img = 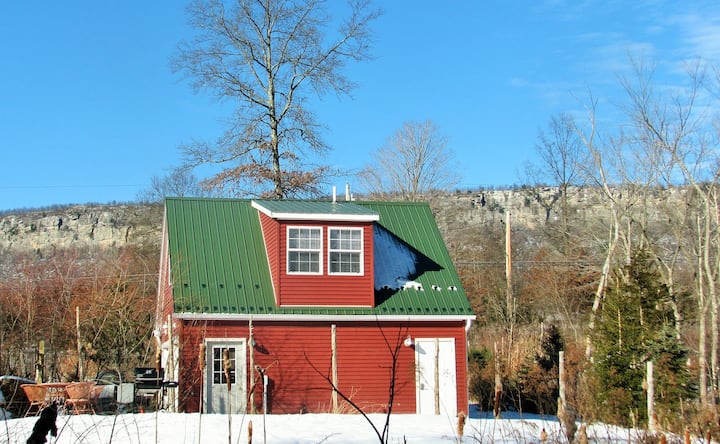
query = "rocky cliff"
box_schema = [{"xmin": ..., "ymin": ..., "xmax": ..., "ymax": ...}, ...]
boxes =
[
  {"xmin": 0, "ymin": 186, "xmax": 683, "ymax": 259},
  {"xmin": 0, "ymin": 204, "xmax": 163, "ymax": 256}
]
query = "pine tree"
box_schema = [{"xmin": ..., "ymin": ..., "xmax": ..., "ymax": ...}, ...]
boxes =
[{"xmin": 590, "ymin": 250, "xmax": 694, "ymax": 426}]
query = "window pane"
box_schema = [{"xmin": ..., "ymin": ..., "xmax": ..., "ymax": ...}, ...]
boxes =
[
  {"xmin": 289, "ymin": 251, "xmax": 319, "ymax": 273},
  {"xmin": 288, "ymin": 227, "xmax": 321, "ymax": 274},
  {"xmin": 212, "ymin": 347, "xmax": 236, "ymax": 385},
  {"xmin": 329, "ymin": 228, "xmax": 361, "ymax": 274},
  {"xmin": 330, "ymin": 252, "xmax": 360, "ymax": 274},
  {"xmin": 330, "ymin": 229, "xmax": 361, "ymax": 250}
]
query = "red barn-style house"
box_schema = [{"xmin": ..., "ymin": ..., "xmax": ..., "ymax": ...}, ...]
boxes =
[{"xmin": 155, "ymin": 196, "xmax": 476, "ymax": 417}]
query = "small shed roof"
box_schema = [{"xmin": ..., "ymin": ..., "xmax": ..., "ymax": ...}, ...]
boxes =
[
  {"xmin": 251, "ymin": 199, "xmax": 380, "ymax": 222},
  {"xmin": 164, "ymin": 198, "xmax": 475, "ymax": 320}
]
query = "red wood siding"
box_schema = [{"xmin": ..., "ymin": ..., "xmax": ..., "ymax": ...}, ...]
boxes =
[
  {"xmin": 176, "ymin": 320, "xmax": 468, "ymax": 415},
  {"xmin": 334, "ymin": 322, "xmax": 468, "ymax": 415},
  {"xmin": 275, "ymin": 220, "xmax": 374, "ymax": 307},
  {"xmin": 157, "ymin": 225, "xmax": 174, "ymax": 330},
  {"xmin": 258, "ymin": 213, "xmax": 281, "ymax": 303}
]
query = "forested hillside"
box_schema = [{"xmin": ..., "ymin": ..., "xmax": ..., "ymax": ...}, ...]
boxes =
[{"xmin": 0, "ymin": 185, "xmax": 714, "ymax": 434}]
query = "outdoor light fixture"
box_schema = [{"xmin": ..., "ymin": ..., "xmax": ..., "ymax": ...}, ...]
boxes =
[{"xmin": 403, "ymin": 335, "xmax": 414, "ymax": 347}]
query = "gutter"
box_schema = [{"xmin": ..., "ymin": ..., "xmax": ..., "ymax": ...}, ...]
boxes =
[{"xmin": 173, "ymin": 312, "xmax": 476, "ymax": 323}]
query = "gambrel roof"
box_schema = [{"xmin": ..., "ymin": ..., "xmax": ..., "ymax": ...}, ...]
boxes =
[{"xmin": 164, "ymin": 197, "xmax": 475, "ymax": 321}]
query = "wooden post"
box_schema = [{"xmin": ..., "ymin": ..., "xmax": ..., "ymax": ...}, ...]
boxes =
[
  {"xmin": 198, "ymin": 342, "xmax": 206, "ymax": 444},
  {"xmin": 331, "ymin": 324, "xmax": 338, "ymax": 412},
  {"xmin": 263, "ymin": 374, "xmax": 269, "ymax": 443},
  {"xmin": 249, "ymin": 317, "xmax": 255, "ymax": 414},
  {"xmin": 434, "ymin": 338, "xmax": 440, "ymax": 415},
  {"xmin": 505, "ymin": 212, "xmax": 515, "ymax": 364},
  {"xmin": 223, "ymin": 348, "xmax": 231, "ymax": 391},
  {"xmin": 167, "ymin": 315, "xmax": 175, "ymax": 412},
  {"xmin": 493, "ymin": 341, "xmax": 502, "ymax": 418},
  {"xmin": 199, "ymin": 343, "xmax": 206, "ymax": 412},
  {"xmin": 76, "ymin": 306, "xmax": 84, "ymax": 381},
  {"xmin": 505, "ymin": 212, "xmax": 513, "ymax": 320},
  {"xmin": 224, "ymin": 348, "xmax": 232, "ymax": 444},
  {"xmin": 35, "ymin": 340, "xmax": 45, "ymax": 383},
  {"xmin": 558, "ymin": 350, "xmax": 566, "ymax": 416},
  {"xmin": 647, "ymin": 360, "xmax": 656, "ymax": 433}
]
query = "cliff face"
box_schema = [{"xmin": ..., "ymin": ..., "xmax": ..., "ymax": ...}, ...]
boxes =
[
  {"xmin": 0, "ymin": 186, "xmax": 683, "ymax": 259},
  {"xmin": 0, "ymin": 204, "xmax": 163, "ymax": 255}
]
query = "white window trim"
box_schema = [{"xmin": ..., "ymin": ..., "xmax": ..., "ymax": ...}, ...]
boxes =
[
  {"xmin": 327, "ymin": 227, "xmax": 364, "ymax": 276},
  {"xmin": 286, "ymin": 226, "xmax": 323, "ymax": 275}
]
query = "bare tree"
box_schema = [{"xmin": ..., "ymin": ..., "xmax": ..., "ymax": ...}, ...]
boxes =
[
  {"xmin": 306, "ymin": 322, "xmax": 408, "ymax": 444},
  {"xmin": 621, "ymin": 58, "xmax": 720, "ymax": 405},
  {"xmin": 572, "ymin": 93, "xmax": 653, "ymax": 360},
  {"xmin": 570, "ymin": 56, "xmax": 720, "ymax": 406},
  {"xmin": 173, "ymin": 0, "xmax": 380, "ymax": 199},
  {"xmin": 359, "ymin": 120, "xmax": 458, "ymax": 201},
  {"xmin": 524, "ymin": 113, "xmax": 585, "ymax": 253},
  {"xmin": 137, "ymin": 168, "xmax": 209, "ymax": 203}
]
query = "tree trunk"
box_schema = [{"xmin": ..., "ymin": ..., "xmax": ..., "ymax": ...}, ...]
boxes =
[
  {"xmin": 697, "ymin": 229, "xmax": 709, "ymax": 406},
  {"xmin": 647, "ymin": 361, "xmax": 656, "ymax": 433}
]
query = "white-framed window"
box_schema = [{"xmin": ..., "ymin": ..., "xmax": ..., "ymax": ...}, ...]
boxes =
[
  {"xmin": 212, "ymin": 346, "xmax": 236, "ymax": 385},
  {"xmin": 328, "ymin": 227, "xmax": 363, "ymax": 275},
  {"xmin": 287, "ymin": 226, "xmax": 322, "ymax": 274}
]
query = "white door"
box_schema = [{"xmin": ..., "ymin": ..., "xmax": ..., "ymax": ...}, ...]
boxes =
[
  {"xmin": 415, "ymin": 338, "xmax": 457, "ymax": 416},
  {"xmin": 205, "ymin": 339, "xmax": 246, "ymax": 414}
]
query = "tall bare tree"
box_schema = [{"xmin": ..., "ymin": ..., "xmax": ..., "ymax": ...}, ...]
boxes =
[
  {"xmin": 359, "ymin": 120, "xmax": 458, "ymax": 201},
  {"xmin": 173, "ymin": 0, "xmax": 380, "ymax": 198},
  {"xmin": 525, "ymin": 113, "xmax": 585, "ymax": 252},
  {"xmin": 137, "ymin": 168, "xmax": 210, "ymax": 203},
  {"xmin": 621, "ymin": 59, "xmax": 720, "ymax": 405},
  {"xmin": 572, "ymin": 92, "xmax": 656, "ymax": 360}
]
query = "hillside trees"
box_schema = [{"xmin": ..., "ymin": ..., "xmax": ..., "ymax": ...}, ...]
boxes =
[
  {"xmin": 0, "ymin": 247, "xmax": 157, "ymax": 380},
  {"xmin": 359, "ymin": 120, "xmax": 458, "ymax": 200},
  {"xmin": 75, "ymin": 247, "xmax": 157, "ymax": 375},
  {"xmin": 619, "ymin": 59, "xmax": 720, "ymax": 406},
  {"xmin": 0, "ymin": 252, "xmax": 79, "ymax": 376},
  {"xmin": 559, "ymin": 56, "xmax": 720, "ymax": 415},
  {"xmin": 173, "ymin": 0, "xmax": 380, "ymax": 199}
]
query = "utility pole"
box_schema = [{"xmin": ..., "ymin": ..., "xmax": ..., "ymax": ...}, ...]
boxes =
[
  {"xmin": 76, "ymin": 306, "xmax": 84, "ymax": 381},
  {"xmin": 505, "ymin": 212, "xmax": 515, "ymax": 360}
]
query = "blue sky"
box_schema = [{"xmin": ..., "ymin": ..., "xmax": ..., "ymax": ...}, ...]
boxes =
[{"xmin": 2, "ymin": 1, "xmax": 720, "ymax": 210}]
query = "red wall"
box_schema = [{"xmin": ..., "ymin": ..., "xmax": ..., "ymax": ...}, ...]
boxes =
[
  {"xmin": 258, "ymin": 214, "xmax": 375, "ymax": 307},
  {"xmin": 258, "ymin": 213, "xmax": 281, "ymax": 303},
  {"xmin": 156, "ymin": 225, "xmax": 174, "ymax": 327},
  {"xmin": 176, "ymin": 320, "xmax": 468, "ymax": 415}
]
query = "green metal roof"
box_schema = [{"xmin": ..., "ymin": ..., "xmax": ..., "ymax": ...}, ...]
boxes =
[{"xmin": 165, "ymin": 197, "xmax": 475, "ymax": 319}]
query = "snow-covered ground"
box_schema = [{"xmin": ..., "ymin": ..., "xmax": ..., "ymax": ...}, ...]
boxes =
[{"xmin": 0, "ymin": 407, "xmax": 681, "ymax": 444}]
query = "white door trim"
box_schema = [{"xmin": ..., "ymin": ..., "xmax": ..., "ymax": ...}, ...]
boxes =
[{"xmin": 203, "ymin": 338, "xmax": 247, "ymax": 414}]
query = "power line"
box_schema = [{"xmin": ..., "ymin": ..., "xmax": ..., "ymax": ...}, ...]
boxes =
[{"xmin": 0, "ymin": 184, "xmax": 146, "ymax": 190}]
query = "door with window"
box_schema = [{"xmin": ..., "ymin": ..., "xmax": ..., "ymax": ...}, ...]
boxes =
[
  {"xmin": 415, "ymin": 338, "xmax": 457, "ymax": 416},
  {"xmin": 205, "ymin": 339, "xmax": 246, "ymax": 414}
]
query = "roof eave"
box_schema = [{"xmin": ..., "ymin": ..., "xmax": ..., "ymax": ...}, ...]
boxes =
[
  {"xmin": 251, "ymin": 200, "xmax": 380, "ymax": 222},
  {"xmin": 173, "ymin": 313, "xmax": 476, "ymax": 322}
]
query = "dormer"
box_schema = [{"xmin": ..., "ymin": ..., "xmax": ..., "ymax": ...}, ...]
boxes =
[{"xmin": 252, "ymin": 200, "xmax": 380, "ymax": 308}]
